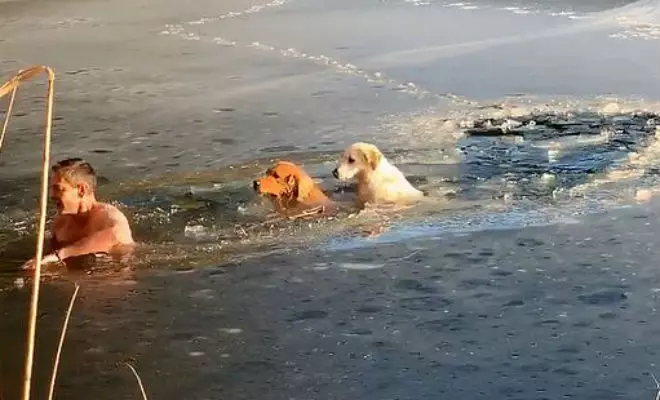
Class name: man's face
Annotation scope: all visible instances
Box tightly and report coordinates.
[50,173,82,214]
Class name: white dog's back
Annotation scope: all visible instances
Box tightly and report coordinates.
[360,157,424,205]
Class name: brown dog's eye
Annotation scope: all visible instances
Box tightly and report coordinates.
[348,156,355,164]
[267,168,279,179]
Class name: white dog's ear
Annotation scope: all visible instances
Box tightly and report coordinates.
[362,147,382,170]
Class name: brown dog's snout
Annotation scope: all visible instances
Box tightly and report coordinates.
[332,168,339,179]
[252,180,260,191]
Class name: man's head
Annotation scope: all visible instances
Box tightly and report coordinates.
[50,158,97,214]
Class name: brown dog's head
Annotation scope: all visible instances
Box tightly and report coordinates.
[332,142,383,181]
[253,161,316,204]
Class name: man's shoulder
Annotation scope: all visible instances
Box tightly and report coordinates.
[95,202,130,223]
[97,201,123,212]
[97,202,134,244]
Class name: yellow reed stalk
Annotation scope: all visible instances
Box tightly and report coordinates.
[0,65,56,400]
[47,284,80,400]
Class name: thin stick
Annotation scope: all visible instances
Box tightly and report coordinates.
[47,283,80,400]
[0,65,58,400]
[23,66,55,400]
[0,85,18,152]
[124,363,149,400]
[651,372,660,400]
[286,205,325,220]
[385,249,423,264]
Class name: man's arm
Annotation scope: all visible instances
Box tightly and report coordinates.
[21,217,66,269]
[56,206,133,260]
[21,217,62,269]
[47,219,63,253]
[56,225,119,260]
[47,237,59,253]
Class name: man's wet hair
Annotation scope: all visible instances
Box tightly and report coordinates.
[52,158,97,190]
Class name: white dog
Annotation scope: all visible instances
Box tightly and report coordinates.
[332,142,425,207]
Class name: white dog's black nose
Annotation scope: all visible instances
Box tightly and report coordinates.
[332,168,339,179]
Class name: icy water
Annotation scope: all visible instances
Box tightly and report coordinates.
[5,0,660,397]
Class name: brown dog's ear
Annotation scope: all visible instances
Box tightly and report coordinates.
[362,147,382,170]
[285,174,298,200]
[287,174,314,201]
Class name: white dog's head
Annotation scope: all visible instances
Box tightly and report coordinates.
[332,142,383,181]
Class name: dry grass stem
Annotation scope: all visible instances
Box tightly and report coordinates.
[124,363,149,400]
[651,372,660,400]
[47,284,80,400]
[386,249,423,264]
[286,205,325,220]
[0,65,56,400]
[0,85,17,153]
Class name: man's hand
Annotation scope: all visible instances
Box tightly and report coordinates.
[21,258,37,270]
[21,253,61,270]
[42,253,60,264]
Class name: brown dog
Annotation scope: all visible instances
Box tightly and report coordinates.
[253,161,334,218]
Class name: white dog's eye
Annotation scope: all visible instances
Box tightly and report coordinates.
[348,156,355,164]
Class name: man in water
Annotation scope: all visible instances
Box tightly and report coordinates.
[22,158,134,270]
